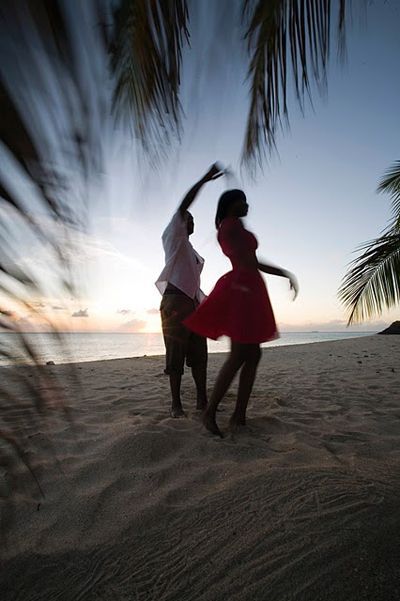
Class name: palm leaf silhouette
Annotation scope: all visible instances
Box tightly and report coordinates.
[340,160,400,324]
[241,0,347,167]
[110,0,189,159]
[339,232,400,325]
[377,160,400,230]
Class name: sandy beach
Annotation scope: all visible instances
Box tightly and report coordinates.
[1,334,400,600]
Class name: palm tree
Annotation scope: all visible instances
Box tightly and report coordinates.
[339,161,400,324]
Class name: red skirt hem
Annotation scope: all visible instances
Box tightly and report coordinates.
[183,268,279,344]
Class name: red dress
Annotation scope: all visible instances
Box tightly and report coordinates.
[184,217,279,344]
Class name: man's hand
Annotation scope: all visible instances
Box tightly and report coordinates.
[179,163,225,215]
[203,163,225,182]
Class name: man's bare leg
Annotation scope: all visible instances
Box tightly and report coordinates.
[169,372,185,417]
[191,364,208,410]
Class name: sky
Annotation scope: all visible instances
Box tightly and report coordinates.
[2,1,400,334]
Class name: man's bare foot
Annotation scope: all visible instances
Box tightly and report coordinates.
[170,405,186,418]
[196,400,207,411]
[203,412,224,438]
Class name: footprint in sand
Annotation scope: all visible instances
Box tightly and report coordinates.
[274,397,288,408]
[258,415,290,434]
[111,398,132,407]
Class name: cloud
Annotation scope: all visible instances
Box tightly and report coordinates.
[14,316,43,332]
[120,318,146,332]
[146,308,159,315]
[72,308,89,318]
[117,309,131,315]
[14,218,149,281]
[278,319,388,332]
[52,305,65,311]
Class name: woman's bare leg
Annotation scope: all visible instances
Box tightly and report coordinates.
[203,342,245,437]
[169,372,185,417]
[229,344,261,430]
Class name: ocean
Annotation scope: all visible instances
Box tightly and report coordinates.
[0,331,376,367]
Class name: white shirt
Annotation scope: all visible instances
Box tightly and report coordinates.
[155,211,205,302]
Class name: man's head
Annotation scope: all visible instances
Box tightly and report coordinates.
[184,211,194,235]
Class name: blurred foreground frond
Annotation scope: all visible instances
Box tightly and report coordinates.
[0,0,108,514]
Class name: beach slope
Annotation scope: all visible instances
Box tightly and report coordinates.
[1,335,400,600]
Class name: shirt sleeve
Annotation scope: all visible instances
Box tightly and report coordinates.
[162,211,187,255]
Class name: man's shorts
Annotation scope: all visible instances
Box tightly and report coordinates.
[160,294,207,375]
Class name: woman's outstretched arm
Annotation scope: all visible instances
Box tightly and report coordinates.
[257,261,299,299]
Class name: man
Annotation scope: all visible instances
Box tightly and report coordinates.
[155,163,224,417]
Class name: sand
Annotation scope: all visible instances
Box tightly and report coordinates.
[1,334,399,600]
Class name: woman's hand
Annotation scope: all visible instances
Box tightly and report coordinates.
[287,272,299,300]
[257,262,299,300]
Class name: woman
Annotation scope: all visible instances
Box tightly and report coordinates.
[184,189,298,437]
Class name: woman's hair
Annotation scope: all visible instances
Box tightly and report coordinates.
[215,189,246,229]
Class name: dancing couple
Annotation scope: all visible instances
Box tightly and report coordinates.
[156,164,298,437]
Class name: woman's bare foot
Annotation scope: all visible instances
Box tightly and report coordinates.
[170,404,186,418]
[228,415,246,433]
[203,411,224,438]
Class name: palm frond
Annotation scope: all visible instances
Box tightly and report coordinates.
[241,0,348,169]
[0,0,107,511]
[339,232,400,325]
[377,160,400,230]
[110,0,189,159]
